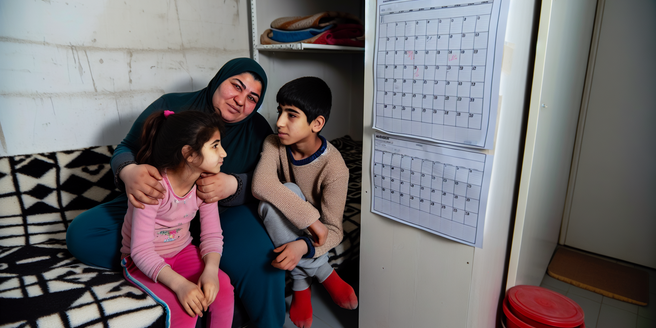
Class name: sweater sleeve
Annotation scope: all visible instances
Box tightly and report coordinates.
[198,199,223,257]
[252,135,321,229]
[129,202,170,282]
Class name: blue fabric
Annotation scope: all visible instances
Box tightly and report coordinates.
[270,25,332,42]
[218,204,286,328]
[66,194,128,270]
[296,236,316,258]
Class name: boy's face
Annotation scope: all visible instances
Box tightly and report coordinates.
[276,104,322,146]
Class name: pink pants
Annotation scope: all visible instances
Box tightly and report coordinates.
[122,244,234,328]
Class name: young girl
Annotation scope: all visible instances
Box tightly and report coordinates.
[120,109,233,328]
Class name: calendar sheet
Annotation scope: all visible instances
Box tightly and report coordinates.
[372,134,492,247]
[374,0,507,149]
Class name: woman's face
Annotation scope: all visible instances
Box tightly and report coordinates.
[212,72,263,123]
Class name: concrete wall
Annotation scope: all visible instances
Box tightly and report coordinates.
[0,0,250,156]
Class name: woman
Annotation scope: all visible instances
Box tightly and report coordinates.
[66,58,285,328]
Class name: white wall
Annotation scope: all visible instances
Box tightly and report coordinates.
[359,0,537,327]
[0,0,251,156]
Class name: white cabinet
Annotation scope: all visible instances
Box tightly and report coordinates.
[250,0,365,141]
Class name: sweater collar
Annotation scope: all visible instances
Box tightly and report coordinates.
[286,135,327,166]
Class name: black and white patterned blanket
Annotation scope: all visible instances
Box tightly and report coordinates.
[0,136,361,328]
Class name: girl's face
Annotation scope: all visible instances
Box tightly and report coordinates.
[212,72,262,123]
[193,130,227,174]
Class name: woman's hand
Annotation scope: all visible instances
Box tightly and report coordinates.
[196,172,238,203]
[119,163,166,209]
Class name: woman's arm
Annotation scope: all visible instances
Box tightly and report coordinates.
[111,97,168,208]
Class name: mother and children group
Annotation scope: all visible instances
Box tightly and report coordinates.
[65,57,358,328]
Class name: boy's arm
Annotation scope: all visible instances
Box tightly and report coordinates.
[313,160,350,257]
[252,135,321,228]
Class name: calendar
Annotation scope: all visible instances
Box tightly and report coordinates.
[372,134,492,247]
[374,0,507,149]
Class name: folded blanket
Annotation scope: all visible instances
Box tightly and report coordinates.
[271,11,362,31]
[270,25,333,43]
[261,23,364,47]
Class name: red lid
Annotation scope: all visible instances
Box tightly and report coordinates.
[507,286,585,327]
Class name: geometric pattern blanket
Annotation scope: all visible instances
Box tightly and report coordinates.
[0,136,361,328]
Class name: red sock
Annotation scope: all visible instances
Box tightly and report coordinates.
[290,287,313,328]
[321,270,358,309]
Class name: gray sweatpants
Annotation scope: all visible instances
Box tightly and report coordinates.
[258,182,333,291]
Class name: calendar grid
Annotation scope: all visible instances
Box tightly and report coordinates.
[371,135,492,246]
[374,1,501,148]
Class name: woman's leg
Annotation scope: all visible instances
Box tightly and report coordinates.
[66,194,128,270]
[219,204,285,328]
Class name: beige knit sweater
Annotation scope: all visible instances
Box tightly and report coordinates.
[252,135,349,257]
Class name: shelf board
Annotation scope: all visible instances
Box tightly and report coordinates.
[256,43,364,53]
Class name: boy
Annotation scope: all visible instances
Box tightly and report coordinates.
[252,76,358,328]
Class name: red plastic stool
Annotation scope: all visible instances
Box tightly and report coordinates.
[504,285,585,328]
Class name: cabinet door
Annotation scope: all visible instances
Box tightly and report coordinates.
[563,0,656,269]
[507,0,597,287]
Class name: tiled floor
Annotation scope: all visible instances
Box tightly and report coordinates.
[277,254,655,328]
[539,256,656,328]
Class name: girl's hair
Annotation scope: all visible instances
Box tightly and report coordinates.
[136,111,225,170]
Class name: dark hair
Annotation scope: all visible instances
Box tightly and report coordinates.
[136,111,225,170]
[276,76,332,125]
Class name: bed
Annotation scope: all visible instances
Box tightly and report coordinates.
[0,135,361,328]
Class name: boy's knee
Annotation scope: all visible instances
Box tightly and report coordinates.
[283,182,304,200]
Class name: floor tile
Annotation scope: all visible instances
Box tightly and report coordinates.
[567,284,603,303]
[637,316,656,328]
[566,293,601,328]
[310,285,359,328]
[603,296,639,314]
[638,293,656,321]
[596,304,637,328]
[540,274,572,293]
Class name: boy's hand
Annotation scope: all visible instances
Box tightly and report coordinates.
[307,220,328,246]
[271,240,308,271]
[172,278,208,317]
[198,266,220,306]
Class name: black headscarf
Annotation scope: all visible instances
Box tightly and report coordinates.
[112,57,272,175]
